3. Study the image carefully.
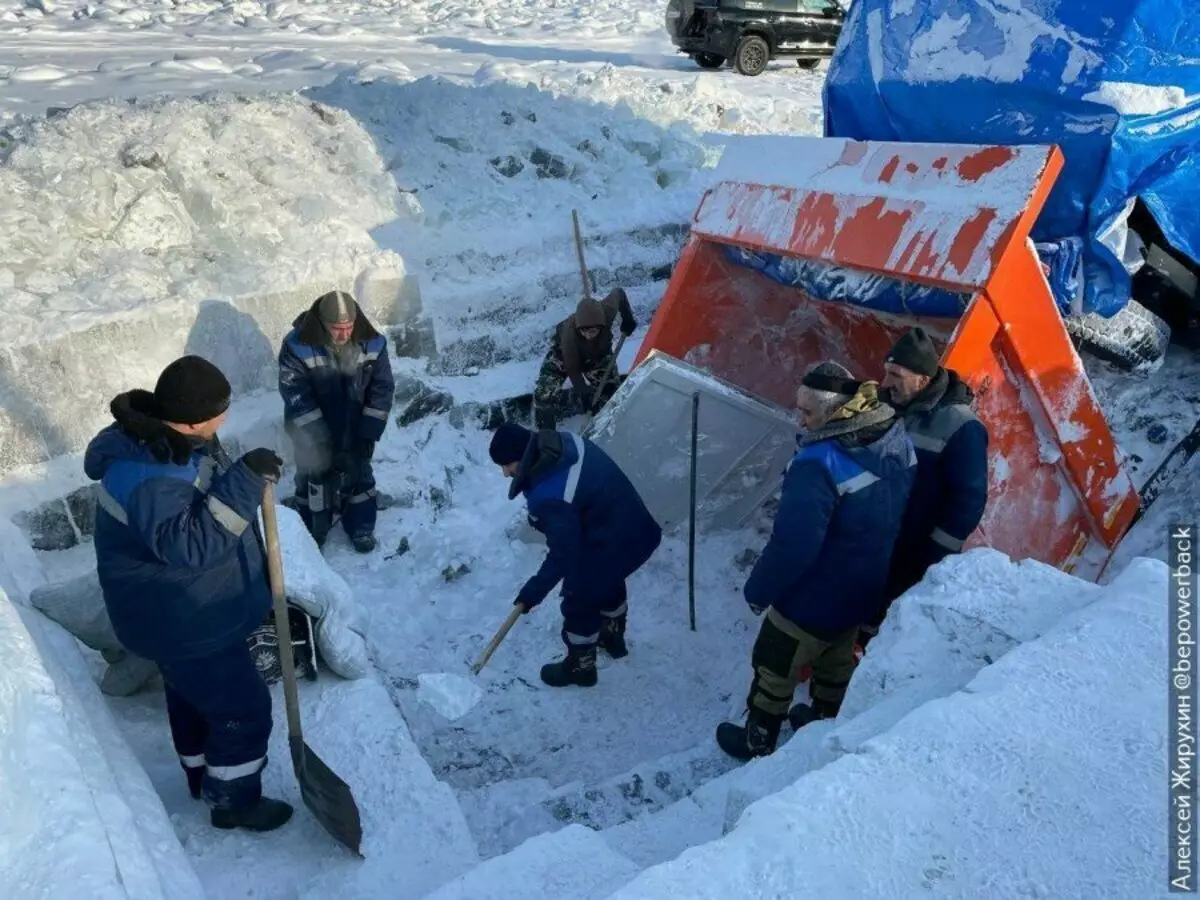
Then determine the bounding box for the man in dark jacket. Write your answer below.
[84,355,292,832]
[863,327,990,644]
[716,362,917,761]
[532,288,637,429]
[278,290,395,552]
[489,422,662,687]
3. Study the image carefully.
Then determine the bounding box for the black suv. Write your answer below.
[665,0,845,76]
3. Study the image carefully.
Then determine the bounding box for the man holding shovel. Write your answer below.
[84,356,293,832]
[532,288,637,430]
[489,423,661,687]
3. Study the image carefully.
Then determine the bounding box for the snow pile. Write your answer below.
[0,93,415,476]
[609,556,1169,899]
[721,549,1103,824]
[309,72,709,259]
[0,590,205,900]
[0,92,400,342]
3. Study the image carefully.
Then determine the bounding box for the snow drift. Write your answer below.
[0,590,205,900]
[0,92,415,476]
[609,556,1170,899]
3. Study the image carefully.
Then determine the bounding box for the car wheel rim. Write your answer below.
[744,46,765,70]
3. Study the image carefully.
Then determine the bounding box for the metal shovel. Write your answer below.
[262,482,364,857]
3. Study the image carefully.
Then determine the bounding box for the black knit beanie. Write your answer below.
[153,355,232,425]
[489,423,532,466]
[885,327,940,377]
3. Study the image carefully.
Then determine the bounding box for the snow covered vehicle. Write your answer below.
[664,0,844,76]
[822,0,1200,372]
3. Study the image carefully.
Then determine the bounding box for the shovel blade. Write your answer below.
[290,735,364,857]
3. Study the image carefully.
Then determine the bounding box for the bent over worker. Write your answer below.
[489,423,662,687]
[279,290,394,552]
[864,326,989,645]
[532,288,637,429]
[716,362,916,761]
[84,355,292,832]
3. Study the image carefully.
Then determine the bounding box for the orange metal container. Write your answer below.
[635,138,1139,579]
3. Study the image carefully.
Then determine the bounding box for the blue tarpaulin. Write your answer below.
[815,0,1200,319]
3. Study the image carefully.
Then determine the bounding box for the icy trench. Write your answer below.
[28,409,776,895]
[22,345,1200,896]
[331,415,770,858]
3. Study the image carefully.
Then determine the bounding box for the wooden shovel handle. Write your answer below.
[262,482,304,741]
[471,606,523,675]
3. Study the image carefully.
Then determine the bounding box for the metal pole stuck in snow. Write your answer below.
[688,391,700,632]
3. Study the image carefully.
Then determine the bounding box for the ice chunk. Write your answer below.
[424,824,639,900]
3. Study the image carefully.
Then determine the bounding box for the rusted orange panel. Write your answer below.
[634,241,955,409]
[635,137,1136,578]
[983,247,1139,548]
[692,140,1062,293]
[945,296,1105,568]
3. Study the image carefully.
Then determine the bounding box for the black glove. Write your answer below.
[748,603,766,617]
[242,448,283,483]
[620,316,637,337]
[353,439,376,461]
[513,599,530,615]
[573,385,594,412]
[331,451,354,475]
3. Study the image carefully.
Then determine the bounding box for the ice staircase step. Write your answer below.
[603,558,1169,899]
[594,549,1107,868]
[421,824,640,900]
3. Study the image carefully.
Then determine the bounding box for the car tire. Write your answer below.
[694,52,725,69]
[733,35,770,77]
[1064,298,1171,374]
[796,58,821,70]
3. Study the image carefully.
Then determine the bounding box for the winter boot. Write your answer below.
[787,696,841,731]
[182,763,204,800]
[211,797,294,833]
[353,534,377,554]
[598,613,628,659]
[540,644,598,688]
[716,708,784,761]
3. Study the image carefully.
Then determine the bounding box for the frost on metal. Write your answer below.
[698,137,1057,291]
[586,352,797,533]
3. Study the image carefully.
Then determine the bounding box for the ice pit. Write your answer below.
[0,72,1180,900]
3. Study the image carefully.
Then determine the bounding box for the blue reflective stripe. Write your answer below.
[103,458,199,509]
[526,466,570,508]
[794,441,867,494]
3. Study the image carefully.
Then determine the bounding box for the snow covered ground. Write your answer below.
[0,0,1195,897]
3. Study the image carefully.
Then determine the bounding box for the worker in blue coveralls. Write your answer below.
[489,423,662,687]
[278,290,395,553]
[84,355,292,832]
[862,326,990,646]
[716,362,917,761]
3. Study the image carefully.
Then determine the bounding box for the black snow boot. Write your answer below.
[540,644,598,688]
[183,763,204,800]
[598,613,628,659]
[211,797,294,833]
[716,708,783,761]
[787,696,840,731]
[352,534,377,554]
